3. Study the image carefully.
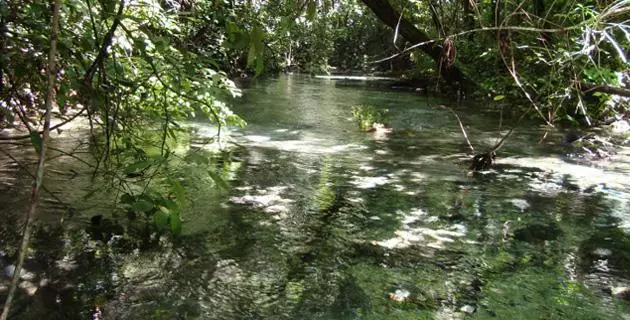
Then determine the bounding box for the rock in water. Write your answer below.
[609,120,630,134]
[4,264,36,281]
[459,305,475,314]
[611,287,630,300]
[388,288,411,302]
[514,223,561,243]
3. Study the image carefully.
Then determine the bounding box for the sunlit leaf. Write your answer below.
[170,211,182,235]
[307,1,317,21]
[154,207,169,230]
[256,55,264,76]
[493,95,505,101]
[172,180,186,206]
[248,26,264,68]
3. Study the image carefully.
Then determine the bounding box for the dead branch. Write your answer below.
[438,104,476,153]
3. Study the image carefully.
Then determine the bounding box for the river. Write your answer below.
[1,75,629,319]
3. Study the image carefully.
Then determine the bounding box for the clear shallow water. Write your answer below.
[1,75,630,319]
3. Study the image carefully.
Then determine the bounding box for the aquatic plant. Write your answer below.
[351,105,390,132]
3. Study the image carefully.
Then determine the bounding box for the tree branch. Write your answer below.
[83,0,125,84]
[580,83,630,97]
[438,104,476,153]
[0,106,87,140]
[360,0,474,88]
[0,0,60,317]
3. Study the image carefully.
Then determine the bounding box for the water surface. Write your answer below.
[1,75,630,319]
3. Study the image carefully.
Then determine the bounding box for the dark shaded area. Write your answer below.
[360,0,475,90]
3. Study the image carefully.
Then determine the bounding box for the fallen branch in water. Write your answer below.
[438,104,529,171]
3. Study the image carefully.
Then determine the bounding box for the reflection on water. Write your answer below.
[1,75,630,319]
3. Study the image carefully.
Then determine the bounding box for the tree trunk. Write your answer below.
[360,0,475,89]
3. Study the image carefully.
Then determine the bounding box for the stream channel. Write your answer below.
[1,75,630,319]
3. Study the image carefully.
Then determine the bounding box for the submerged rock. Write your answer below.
[611,286,630,300]
[459,304,475,314]
[608,120,630,134]
[388,288,411,302]
[509,199,530,212]
[514,223,561,243]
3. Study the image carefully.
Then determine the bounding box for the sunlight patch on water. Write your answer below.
[245,135,272,142]
[373,208,467,250]
[509,199,530,212]
[350,175,390,189]
[241,135,368,154]
[229,185,294,218]
[500,156,630,191]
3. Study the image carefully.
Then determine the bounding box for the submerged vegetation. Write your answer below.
[351,105,390,132]
[0,0,628,318]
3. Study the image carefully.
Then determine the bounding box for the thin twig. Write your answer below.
[0,148,70,209]
[370,25,577,64]
[497,14,554,126]
[0,106,87,140]
[438,104,476,153]
[0,0,60,317]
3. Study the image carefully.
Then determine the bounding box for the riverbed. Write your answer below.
[1,75,629,319]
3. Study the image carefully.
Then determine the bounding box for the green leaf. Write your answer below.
[307,1,317,21]
[255,55,264,76]
[208,170,229,190]
[30,132,42,153]
[186,152,209,165]
[170,211,182,235]
[172,180,186,206]
[154,207,169,230]
[14,64,27,79]
[124,160,153,174]
[120,193,135,204]
[132,199,154,213]
[493,95,505,101]
[229,31,250,50]
[247,44,257,68]
[247,26,264,68]
[167,127,177,141]
[161,198,178,211]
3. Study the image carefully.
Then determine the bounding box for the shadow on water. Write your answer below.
[1,74,629,319]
